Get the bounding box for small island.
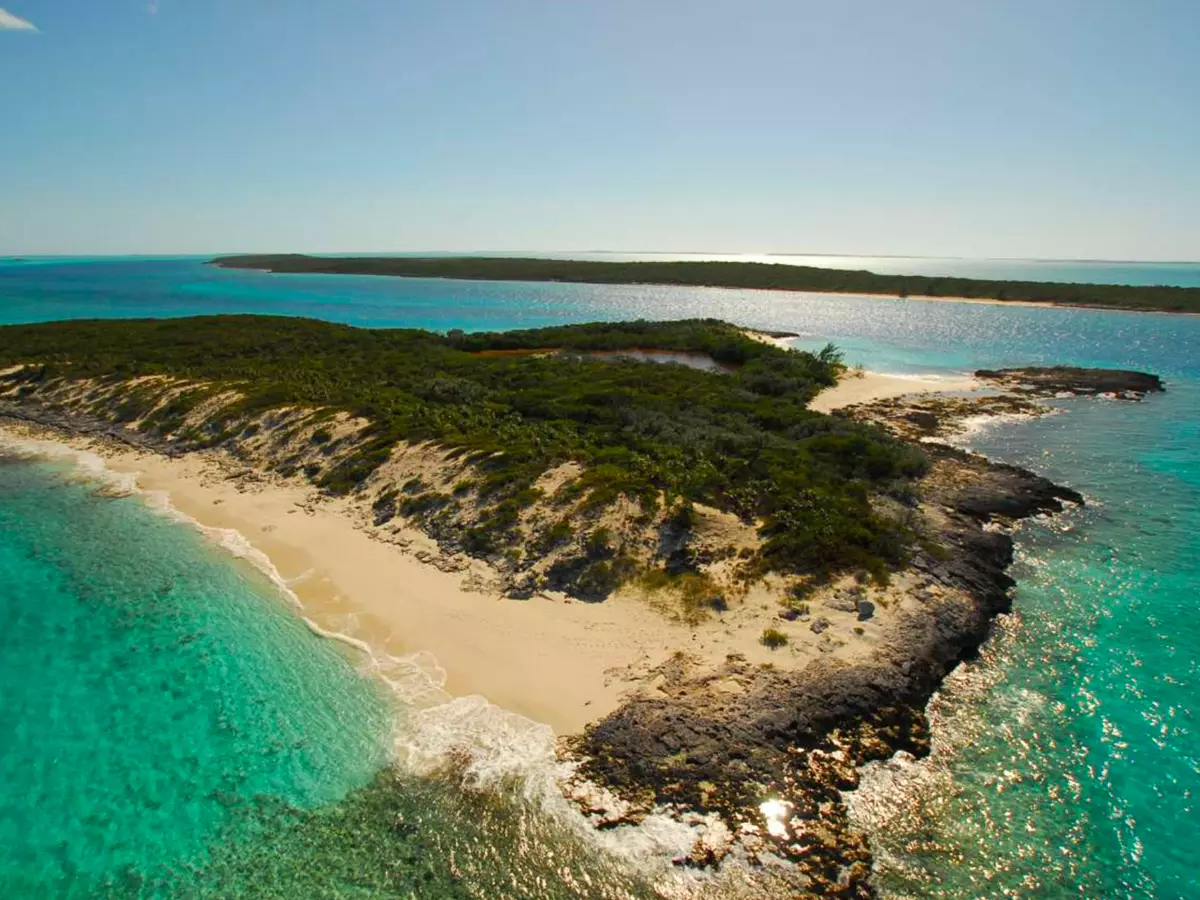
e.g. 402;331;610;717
210;254;1200;314
0;316;1162;896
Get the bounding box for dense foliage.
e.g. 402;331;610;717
213;255;1200;313
0;316;927;578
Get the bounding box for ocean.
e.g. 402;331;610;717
1;256;1198;898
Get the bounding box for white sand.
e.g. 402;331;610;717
0;422;882;735
808;371;980;412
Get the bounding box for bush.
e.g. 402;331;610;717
760;628;788;649
667;502;697;531
0;316;927;586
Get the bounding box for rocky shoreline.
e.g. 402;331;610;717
0;366;1163;899
560;367;1160;898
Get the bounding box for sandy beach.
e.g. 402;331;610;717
808;370;981;412
0;419;884;737
746;325;981;412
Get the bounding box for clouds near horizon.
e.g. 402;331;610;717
0;7;35;30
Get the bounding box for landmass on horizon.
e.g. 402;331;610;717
209;255;1200;314
0;313;1164;894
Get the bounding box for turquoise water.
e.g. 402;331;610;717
5;252;1200;289
1;256;1199;332
0;452;671;899
849;385;1200;899
0;454;392;896
1;258;1199;897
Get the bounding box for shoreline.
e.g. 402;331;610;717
209;255;1200;316
0;358;1160;895
808;370;981;412
0;417;871;738
218;261;1200;317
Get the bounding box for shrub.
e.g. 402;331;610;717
760;628;788;650
0;316;928;589
667;502;697;531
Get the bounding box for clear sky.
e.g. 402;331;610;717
2;0;1198;259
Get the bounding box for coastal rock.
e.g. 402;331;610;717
825;588;863;613
920;442;1084;521
673;816;735;868
0;401;184;457
503;571;542;599
903;411;940;432
975;366;1164;398
566;409;1096;898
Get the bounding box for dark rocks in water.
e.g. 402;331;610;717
567;422;1094;897
975;366;1164;398
921;442;1084;521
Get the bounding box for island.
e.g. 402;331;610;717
0;316;1163;897
210;254;1200;314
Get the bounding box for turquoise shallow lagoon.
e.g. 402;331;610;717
1;257;1198;897
0;452;671;899
0;453;391;896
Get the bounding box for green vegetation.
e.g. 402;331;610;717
212;255;1200;313
639;570;727;623
760;628;789;649
0;315;927;582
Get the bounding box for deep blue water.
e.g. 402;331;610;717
1;257;1198;898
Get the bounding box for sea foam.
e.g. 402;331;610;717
0;431;718;884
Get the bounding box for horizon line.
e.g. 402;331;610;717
4;250;1200;266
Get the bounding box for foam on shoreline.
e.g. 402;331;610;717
0;427;729;884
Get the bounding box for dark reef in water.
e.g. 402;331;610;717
976;366;1165;398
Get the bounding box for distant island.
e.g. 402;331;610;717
210;254;1200;314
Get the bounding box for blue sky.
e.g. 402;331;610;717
2;0;1198;258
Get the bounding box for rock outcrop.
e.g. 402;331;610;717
975;365;1164;398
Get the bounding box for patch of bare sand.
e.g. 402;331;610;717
809;371;981;413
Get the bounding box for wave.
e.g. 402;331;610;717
862;369;975;382
0;431;725;887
